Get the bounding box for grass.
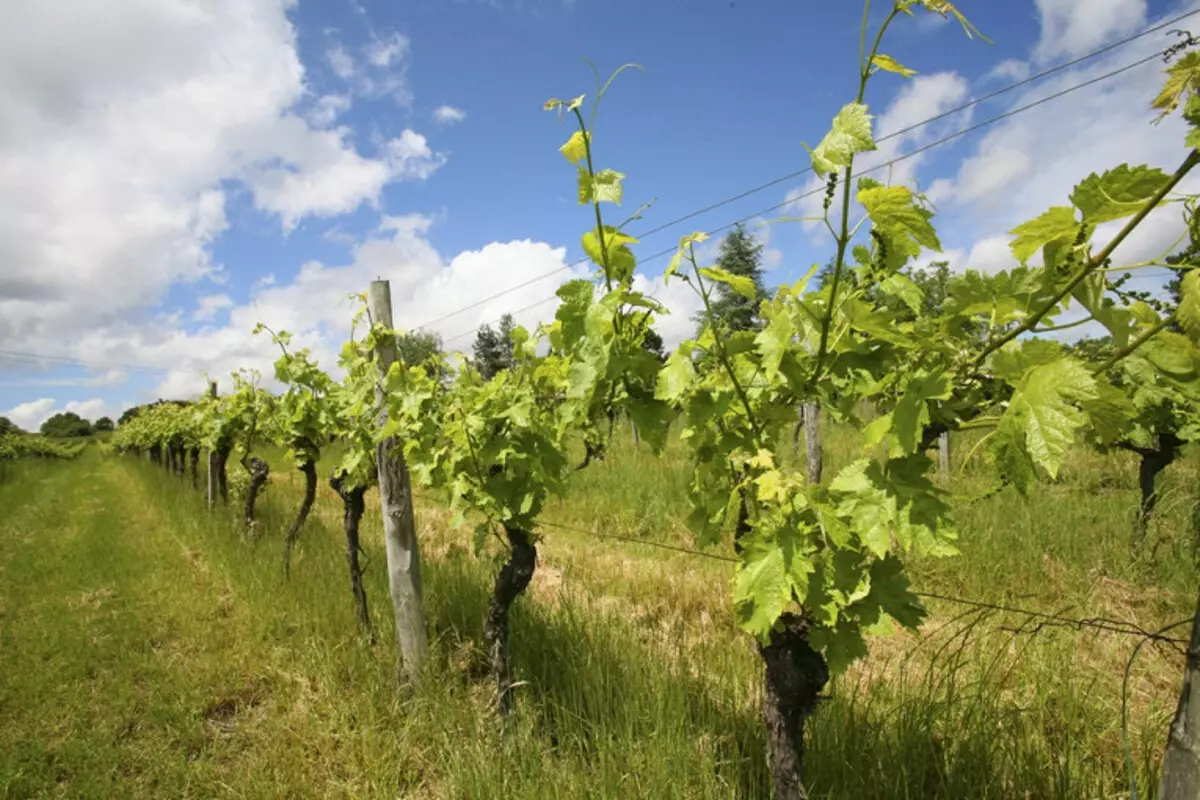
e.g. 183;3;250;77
0;424;1197;798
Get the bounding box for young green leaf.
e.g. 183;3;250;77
1069;164;1170;225
806;103;876;177
858;184;942;256
871;54;916;77
560;130;590;165
1008;206;1079;265
1179;269;1200;341
699;266;758;300
733;548;790;640
656;347;696;403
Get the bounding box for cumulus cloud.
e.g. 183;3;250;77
433;105;467;124
0;0;441;351
325;31;412;106
2;397;121;430
308;93;352;128
1032;0;1147;64
194;294;234;322
928;3;1200;278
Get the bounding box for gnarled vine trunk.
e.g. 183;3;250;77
243;456;269;527
1128;433;1181;556
216;446;230;504
484;526;536;716
188;447;200;489
283;459;317;577
759;613;829;800
734;489;828;798
330;474;374;641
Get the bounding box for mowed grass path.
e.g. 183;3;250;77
1;444;1197;798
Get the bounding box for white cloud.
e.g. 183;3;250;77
0;0;441;351
385;130;448;181
45;214;707;403
327;44;355;80
983;59;1031;84
367;32;409;68
2;397;121;430
433;105;467;125
1033;0;1147;63
308;93;351;127
0;370;127;389
929;6;1200;279
3;399;55;430
326;32;412;106
194;294;234;322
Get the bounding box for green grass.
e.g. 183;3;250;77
1;426;1197;798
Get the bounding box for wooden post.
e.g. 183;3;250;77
938;431;951;479
206;381;218;510
1160;585;1200;799
368;280;430;684
803;402;822;485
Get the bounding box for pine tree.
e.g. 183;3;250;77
694;224;768;335
472;313;516;380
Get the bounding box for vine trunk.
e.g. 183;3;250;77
330;474;374;642
283;459;317;577
484;526;536;717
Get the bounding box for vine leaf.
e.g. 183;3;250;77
805;103;876;177
560;131;590;164
1153;51;1200;122
996;357;1097;481
871;54;916;77
1179;269;1200;341
656;347;696;403
1008;206;1079;265
733;548;789;639
1069;164;1170;225
858;184;942;262
700;266;758;299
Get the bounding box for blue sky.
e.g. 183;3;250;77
1;0;1197;430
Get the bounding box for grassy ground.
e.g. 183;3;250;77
0;426;1197;798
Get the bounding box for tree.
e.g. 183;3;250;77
642;326;666;361
0;417;22;436
693;224;769;335
472;313;516;380
40;412;91;438
93;416;114;432
396;330;446;379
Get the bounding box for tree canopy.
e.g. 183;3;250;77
472;313;516;380
694;224;769;335
40;412;92;438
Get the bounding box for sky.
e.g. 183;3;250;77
2;0;1199;431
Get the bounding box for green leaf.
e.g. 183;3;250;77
858;184;942;258
1009;206;1079;265
582;226;637;279
863;555;925;630
809;622;868;676
700;267;758;300
880;273;923;314
1069;165;1170;225
999;357;1096;479
1179;270;1200;341
1153;51;1200;122
734;548;789;639
578;168;625;205
560;130;589;165
806;103;876;177
872;54;916;77
755;311;795;381
656;348;695;403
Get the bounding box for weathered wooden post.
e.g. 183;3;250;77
368;280;430;684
